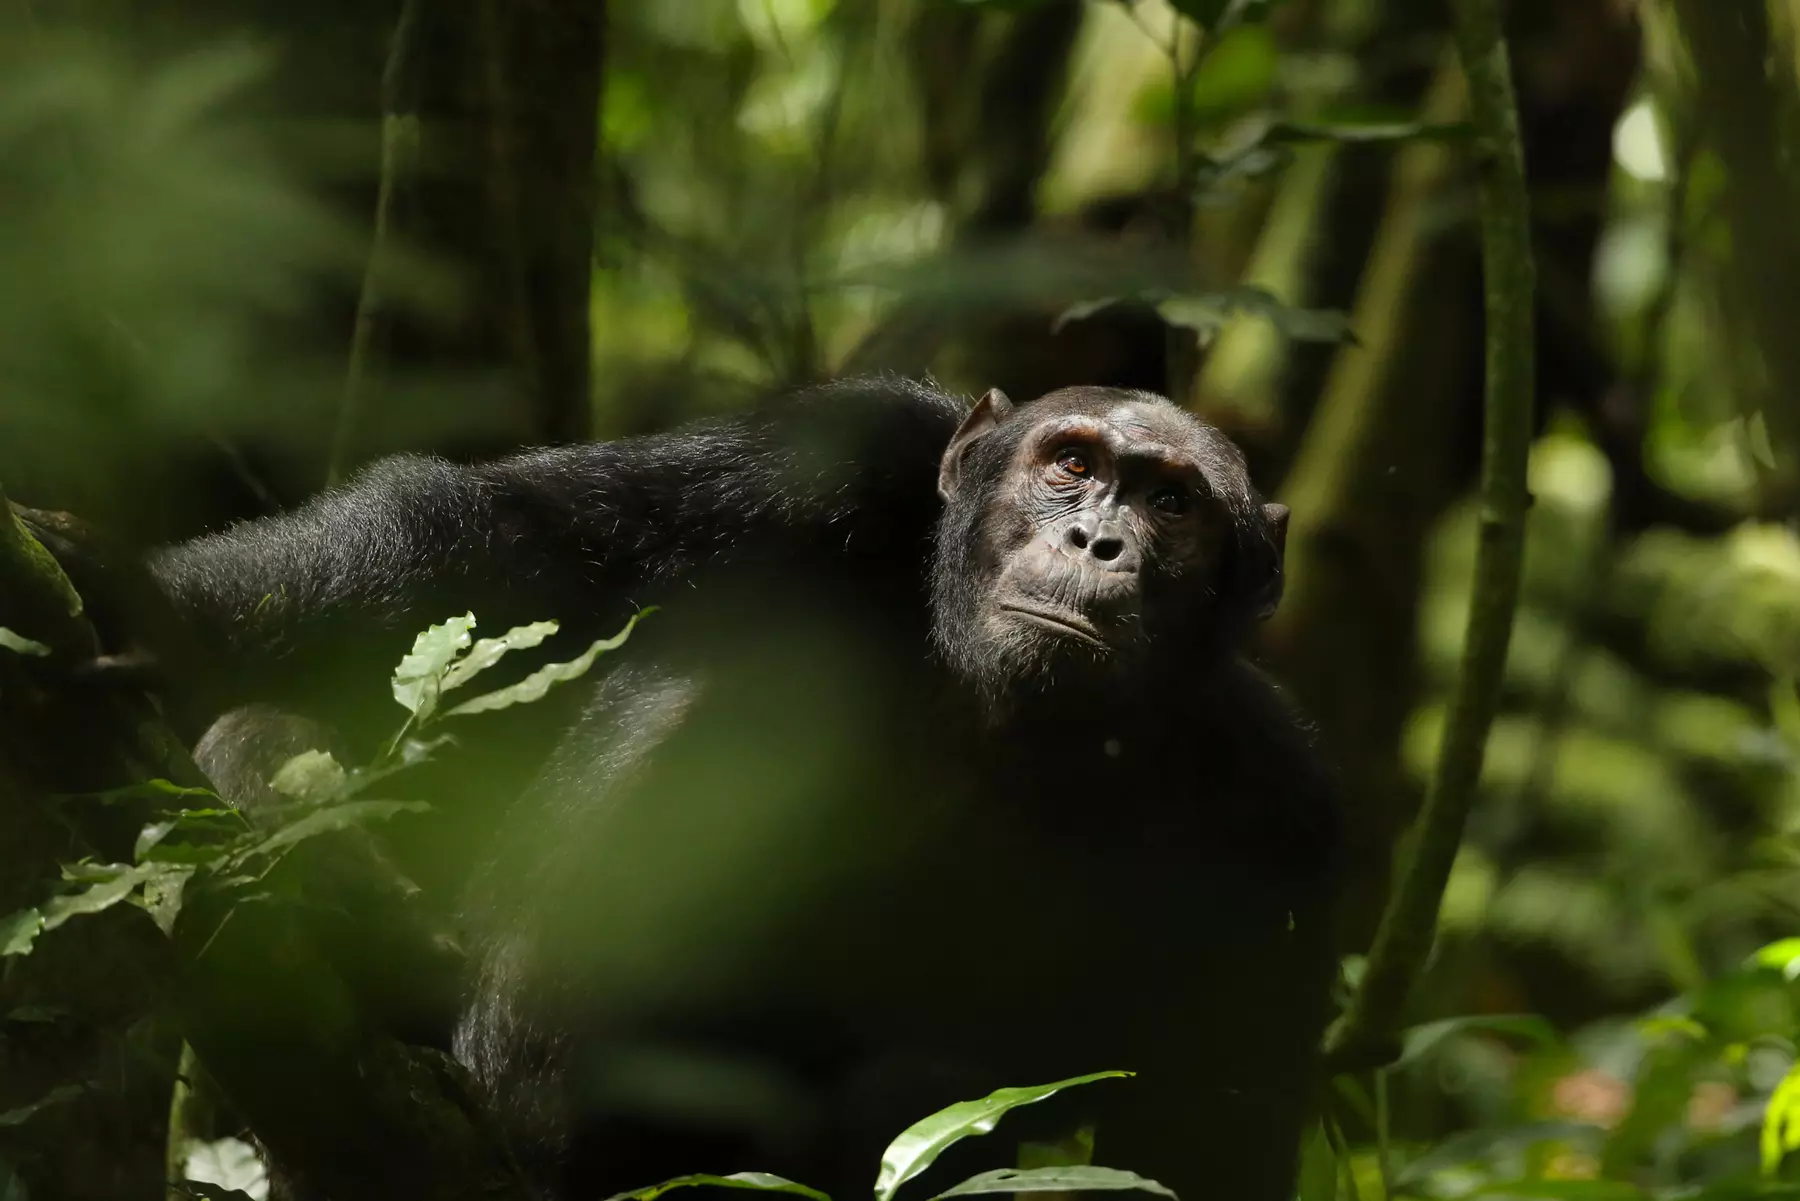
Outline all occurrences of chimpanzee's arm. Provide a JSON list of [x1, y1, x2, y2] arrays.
[[146, 378, 963, 719]]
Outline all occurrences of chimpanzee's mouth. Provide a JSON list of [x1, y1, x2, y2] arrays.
[[997, 602, 1109, 648]]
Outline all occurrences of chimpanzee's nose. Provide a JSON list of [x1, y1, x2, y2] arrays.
[[1063, 516, 1132, 568]]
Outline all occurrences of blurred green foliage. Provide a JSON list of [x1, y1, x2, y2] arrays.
[[4, 0, 1800, 1198]]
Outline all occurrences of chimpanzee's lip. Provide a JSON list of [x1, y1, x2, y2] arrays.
[[997, 602, 1109, 648]]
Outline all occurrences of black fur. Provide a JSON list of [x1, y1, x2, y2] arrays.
[[145, 376, 1339, 1201]]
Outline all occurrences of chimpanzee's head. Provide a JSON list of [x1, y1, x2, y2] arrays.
[[930, 386, 1288, 706]]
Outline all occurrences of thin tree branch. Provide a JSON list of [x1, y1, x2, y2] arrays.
[[1322, 0, 1535, 1075], [328, 0, 424, 489]]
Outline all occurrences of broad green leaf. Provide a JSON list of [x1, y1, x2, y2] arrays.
[[442, 619, 561, 692], [1393, 1014, 1557, 1070], [135, 819, 177, 861], [933, 1166, 1174, 1200], [244, 800, 431, 861], [874, 1072, 1132, 1201], [1296, 1121, 1336, 1201], [445, 609, 653, 718], [1188, 25, 1278, 116], [0, 909, 43, 957], [143, 864, 196, 934], [601, 1172, 830, 1201], [1763, 1061, 1800, 1175], [1753, 938, 1800, 980], [39, 863, 172, 931], [391, 612, 476, 720], [136, 810, 250, 856], [0, 1084, 83, 1128], [0, 627, 49, 656], [270, 749, 349, 803]]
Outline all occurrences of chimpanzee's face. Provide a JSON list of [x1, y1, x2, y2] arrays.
[[931, 386, 1287, 701]]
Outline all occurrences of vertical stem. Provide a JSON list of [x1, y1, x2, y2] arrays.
[[328, 0, 424, 490], [1166, 18, 1201, 408], [1322, 0, 1535, 1073]]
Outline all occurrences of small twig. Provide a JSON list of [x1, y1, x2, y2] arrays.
[[1159, 6, 1237, 409], [1322, 0, 1536, 1075], [328, 0, 424, 489]]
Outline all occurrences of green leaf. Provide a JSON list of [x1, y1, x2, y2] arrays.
[[1053, 297, 1126, 329], [874, 1072, 1132, 1201], [445, 609, 654, 718], [243, 800, 431, 861], [0, 627, 50, 656], [1752, 938, 1800, 980], [600, 1173, 830, 1201], [1188, 25, 1278, 116], [933, 1166, 1174, 1200], [1296, 1121, 1337, 1201], [0, 1084, 83, 1128], [441, 619, 561, 693], [1764, 1061, 1800, 1176], [269, 749, 349, 803], [39, 863, 166, 931], [1156, 287, 1354, 345], [135, 819, 178, 862], [391, 612, 476, 721], [0, 909, 43, 957], [1392, 1014, 1557, 1070], [143, 864, 196, 934]]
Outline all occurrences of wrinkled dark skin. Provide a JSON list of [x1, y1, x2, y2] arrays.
[[18, 379, 1339, 1201], [932, 388, 1288, 710]]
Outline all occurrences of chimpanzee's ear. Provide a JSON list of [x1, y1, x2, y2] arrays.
[[937, 388, 1014, 501], [1249, 502, 1289, 621]]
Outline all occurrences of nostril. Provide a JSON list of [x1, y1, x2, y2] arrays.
[[1065, 526, 1090, 551], [1091, 536, 1125, 562]]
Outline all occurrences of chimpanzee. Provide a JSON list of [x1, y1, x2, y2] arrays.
[[56, 378, 1343, 1200]]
